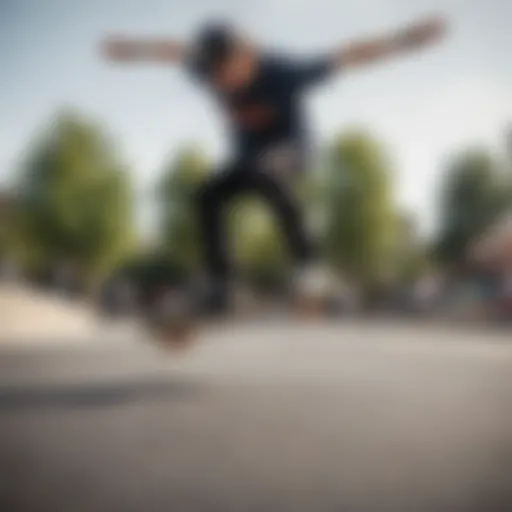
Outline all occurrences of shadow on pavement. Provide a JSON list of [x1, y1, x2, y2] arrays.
[[0, 376, 201, 411]]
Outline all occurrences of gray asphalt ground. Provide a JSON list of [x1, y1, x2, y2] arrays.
[[1, 320, 511, 512]]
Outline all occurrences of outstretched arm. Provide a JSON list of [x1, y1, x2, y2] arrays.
[[332, 15, 447, 72], [101, 36, 187, 64]]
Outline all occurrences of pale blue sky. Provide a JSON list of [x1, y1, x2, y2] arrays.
[[1, 0, 511, 237]]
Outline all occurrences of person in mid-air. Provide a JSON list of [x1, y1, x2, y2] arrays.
[[102, 15, 447, 314]]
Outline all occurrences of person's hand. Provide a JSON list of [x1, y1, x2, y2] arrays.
[[398, 15, 447, 51], [101, 37, 137, 61], [101, 37, 185, 63]]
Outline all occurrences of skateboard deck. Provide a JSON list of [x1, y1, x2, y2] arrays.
[[143, 291, 330, 350]]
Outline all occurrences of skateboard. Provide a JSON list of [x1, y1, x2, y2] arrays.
[[143, 287, 333, 350], [142, 290, 200, 351]]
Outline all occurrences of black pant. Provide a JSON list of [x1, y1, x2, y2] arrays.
[[196, 158, 314, 281]]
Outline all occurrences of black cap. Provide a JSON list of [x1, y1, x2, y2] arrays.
[[190, 22, 237, 78]]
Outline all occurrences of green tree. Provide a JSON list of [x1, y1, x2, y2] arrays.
[[435, 149, 507, 267], [157, 146, 209, 272], [0, 190, 15, 256], [392, 210, 432, 284], [322, 130, 398, 291], [15, 109, 135, 288]]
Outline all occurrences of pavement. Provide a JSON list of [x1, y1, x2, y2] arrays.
[[1, 320, 511, 512]]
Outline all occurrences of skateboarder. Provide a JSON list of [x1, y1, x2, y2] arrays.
[[102, 15, 446, 315]]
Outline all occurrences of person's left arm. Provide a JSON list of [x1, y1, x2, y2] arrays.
[[330, 15, 447, 72], [286, 15, 447, 90]]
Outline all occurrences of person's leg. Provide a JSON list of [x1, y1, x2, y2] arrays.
[[250, 169, 315, 265], [251, 155, 329, 304], [195, 165, 244, 310]]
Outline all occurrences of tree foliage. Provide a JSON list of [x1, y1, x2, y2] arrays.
[[322, 130, 398, 288], [15, 110, 135, 287], [157, 147, 209, 271], [435, 149, 508, 266], [392, 210, 433, 284]]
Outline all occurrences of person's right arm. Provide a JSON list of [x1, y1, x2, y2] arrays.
[[101, 36, 187, 64]]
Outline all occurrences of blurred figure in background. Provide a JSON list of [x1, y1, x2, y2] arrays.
[[102, 15, 446, 315]]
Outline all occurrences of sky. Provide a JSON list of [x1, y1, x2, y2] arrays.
[[1, 0, 511, 238]]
